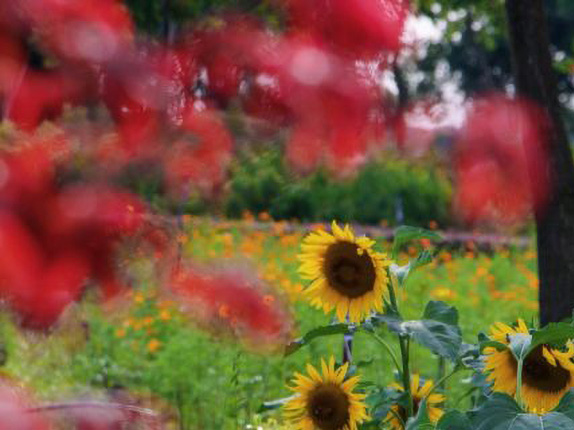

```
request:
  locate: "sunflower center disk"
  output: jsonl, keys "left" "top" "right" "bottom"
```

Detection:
{"left": 522, "top": 346, "right": 571, "bottom": 393}
{"left": 324, "top": 241, "right": 376, "bottom": 299}
{"left": 307, "top": 384, "right": 350, "bottom": 430}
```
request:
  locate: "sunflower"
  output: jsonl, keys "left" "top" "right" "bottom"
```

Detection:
{"left": 284, "top": 357, "right": 369, "bottom": 430}
{"left": 298, "top": 222, "right": 391, "bottom": 323}
{"left": 483, "top": 319, "right": 574, "bottom": 413}
{"left": 385, "top": 374, "right": 445, "bottom": 430}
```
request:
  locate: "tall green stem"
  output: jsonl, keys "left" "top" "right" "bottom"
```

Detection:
{"left": 387, "top": 269, "right": 413, "bottom": 417}
{"left": 367, "top": 331, "right": 401, "bottom": 373}
{"left": 437, "top": 356, "right": 447, "bottom": 406}
{"left": 515, "top": 359, "right": 524, "bottom": 408}
{"left": 437, "top": 357, "right": 446, "bottom": 390}
{"left": 342, "top": 331, "right": 353, "bottom": 364}
{"left": 387, "top": 270, "right": 400, "bottom": 313}
{"left": 400, "top": 335, "right": 413, "bottom": 418}
{"left": 425, "top": 366, "right": 461, "bottom": 400}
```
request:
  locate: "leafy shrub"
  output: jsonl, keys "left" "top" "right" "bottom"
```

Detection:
{"left": 224, "top": 149, "right": 453, "bottom": 227}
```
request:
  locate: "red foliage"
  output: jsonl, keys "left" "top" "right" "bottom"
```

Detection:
{"left": 101, "top": 68, "right": 162, "bottom": 156}
{"left": 164, "top": 107, "right": 233, "bottom": 195}
{"left": 285, "top": 0, "right": 409, "bottom": 57}
{"left": 454, "top": 95, "right": 550, "bottom": 225}
{"left": 6, "top": 69, "right": 92, "bottom": 131}
{"left": 170, "top": 265, "right": 293, "bottom": 350}
{"left": 67, "top": 407, "right": 125, "bottom": 430}
{"left": 0, "top": 144, "right": 153, "bottom": 329}
{"left": 245, "top": 34, "right": 381, "bottom": 173}
{"left": 0, "top": 385, "right": 51, "bottom": 430}
{"left": 22, "top": 0, "right": 134, "bottom": 64}
{"left": 0, "top": 0, "right": 412, "bottom": 178}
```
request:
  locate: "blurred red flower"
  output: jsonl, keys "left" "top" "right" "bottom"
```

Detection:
{"left": 0, "top": 144, "right": 155, "bottom": 329}
{"left": 285, "top": 0, "right": 409, "bottom": 57}
{"left": 6, "top": 68, "right": 92, "bottom": 132}
{"left": 454, "top": 95, "right": 550, "bottom": 225}
{"left": 164, "top": 107, "right": 233, "bottom": 195}
{"left": 22, "top": 0, "right": 134, "bottom": 64}
{"left": 0, "top": 385, "right": 51, "bottom": 430}
{"left": 169, "top": 264, "right": 293, "bottom": 351}
{"left": 268, "top": 37, "right": 379, "bottom": 173}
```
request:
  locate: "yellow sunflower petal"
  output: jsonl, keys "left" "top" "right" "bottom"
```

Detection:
{"left": 284, "top": 359, "right": 368, "bottom": 430}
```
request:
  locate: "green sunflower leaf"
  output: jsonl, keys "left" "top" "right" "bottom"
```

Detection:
{"left": 477, "top": 332, "right": 489, "bottom": 343}
{"left": 411, "top": 250, "right": 435, "bottom": 272}
{"left": 436, "top": 410, "right": 473, "bottom": 430}
{"left": 554, "top": 389, "right": 574, "bottom": 420}
{"left": 458, "top": 343, "right": 483, "bottom": 372}
{"left": 258, "top": 395, "right": 296, "bottom": 412}
{"left": 403, "top": 319, "right": 462, "bottom": 362}
{"left": 391, "top": 226, "right": 442, "bottom": 260}
{"left": 471, "top": 393, "right": 574, "bottom": 430}
{"left": 373, "top": 301, "right": 462, "bottom": 361}
{"left": 284, "top": 323, "right": 349, "bottom": 356}
{"left": 405, "top": 399, "right": 434, "bottom": 430}
{"left": 424, "top": 301, "right": 459, "bottom": 326}
{"left": 413, "top": 301, "right": 462, "bottom": 361}
{"left": 478, "top": 340, "right": 508, "bottom": 353}
{"left": 528, "top": 322, "right": 574, "bottom": 353}
{"left": 370, "top": 311, "right": 403, "bottom": 333}
{"left": 365, "top": 387, "right": 405, "bottom": 422}
{"left": 390, "top": 251, "right": 435, "bottom": 287}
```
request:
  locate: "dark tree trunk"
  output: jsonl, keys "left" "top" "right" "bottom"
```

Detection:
{"left": 505, "top": 0, "right": 574, "bottom": 325}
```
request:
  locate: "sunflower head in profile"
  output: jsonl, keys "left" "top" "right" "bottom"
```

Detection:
{"left": 385, "top": 374, "right": 445, "bottom": 430}
{"left": 283, "top": 357, "right": 368, "bottom": 430}
{"left": 298, "top": 222, "right": 391, "bottom": 323}
{"left": 484, "top": 319, "right": 574, "bottom": 413}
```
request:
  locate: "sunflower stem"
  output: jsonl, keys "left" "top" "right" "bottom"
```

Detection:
{"left": 387, "top": 268, "right": 401, "bottom": 315}
{"left": 367, "top": 331, "right": 401, "bottom": 373}
{"left": 437, "top": 357, "right": 446, "bottom": 392}
{"left": 342, "top": 331, "right": 354, "bottom": 365}
{"left": 424, "top": 366, "right": 461, "bottom": 400}
{"left": 399, "top": 335, "right": 413, "bottom": 418}
{"left": 515, "top": 358, "right": 524, "bottom": 409}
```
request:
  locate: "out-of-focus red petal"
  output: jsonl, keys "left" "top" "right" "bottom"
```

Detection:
{"left": 0, "top": 214, "right": 43, "bottom": 289}
{"left": 17, "top": 255, "right": 89, "bottom": 330}
{"left": 454, "top": 94, "right": 549, "bottom": 225}
{"left": 165, "top": 108, "right": 233, "bottom": 194}
{"left": 286, "top": 124, "right": 324, "bottom": 173}
{"left": 23, "top": 0, "right": 134, "bottom": 64}
{"left": 7, "top": 69, "right": 89, "bottom": 132}
{"left": 0, "top": 385, "right": 52, "bottom": 430}
{"left": 170, "top": 265, "right": 293, "bottom": 350}
{"left": 285, "top": 0, "right": 409, "bottom": 57}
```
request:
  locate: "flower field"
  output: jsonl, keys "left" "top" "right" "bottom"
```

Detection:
{"left": 1, "top": 0, "right": 574, "bottom": 428}
{"left": 2, "top": 217, "right": 540, "bottom": 429}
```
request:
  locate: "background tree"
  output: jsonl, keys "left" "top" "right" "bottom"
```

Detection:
{"left": 505, "top": 0, "right": 574, "bottom": 325}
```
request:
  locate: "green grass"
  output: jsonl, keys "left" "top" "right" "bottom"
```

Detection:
{"left": 1, "top": 218, "right": 539, "bottom": 429}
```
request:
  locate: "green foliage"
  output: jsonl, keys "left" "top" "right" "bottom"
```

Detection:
{"left": 285, "top": 323, "right": 349, "bottom": 356}
{"left": 125, "top": 0, "right": 278, "bottom": 35}
{"left": 374, "top": 301, "right": 462, "bottom": 362}
{"left": 436, "top": 410, "right": 472, "bottom": 430}
{"left": 225, "top": 149, "right": 452, "bottom": 227}
{"left": 471, "top": 393, "right": 574, "bottom": 430}
{"left": 6, "top": 221, "right": 545, "bottom": 429}
{"left": 530, "top": 322, "right": 574, "bottom": 351}
{"left": 405, "top": 399, "right": 434, "bottom": 430}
